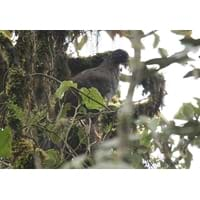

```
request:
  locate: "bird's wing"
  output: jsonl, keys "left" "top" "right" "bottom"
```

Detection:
{"left": 71, "top": 67, "right": 112, "bottom": 97}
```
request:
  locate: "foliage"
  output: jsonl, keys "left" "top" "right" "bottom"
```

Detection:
{"left": 55, "top": 81, "right": 78, "bottom": 99}
{"left": 0, "top": 30, "right": 200, "bottom": 169}
{"left": 0, "top": 127, "right": 12, "bottom": 158}
{"left": 80, "top": 87, "right": 105, "bottom": 110}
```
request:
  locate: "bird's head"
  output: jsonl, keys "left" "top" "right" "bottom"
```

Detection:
{"left": 111, "top": 49, "right": 129, "bottom": 66}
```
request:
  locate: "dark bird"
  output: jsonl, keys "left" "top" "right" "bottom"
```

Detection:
{"left": 62, "top": 49, "right": 129, "bottom": 115}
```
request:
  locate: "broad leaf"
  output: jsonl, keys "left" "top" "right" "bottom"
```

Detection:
{"left": 158, "top": 48, "right": 168, "bottom": 58}
{"left": 55, "top": 81, "right": 77, "bottom": 99}
{"left": 175, "top": 103, "right": 195, "bottom": 120}
{"left": 0, "top": 127, "right": 12, "bottom": 158}
{"left": 80, "top": 87, "right": 105, "bottom": 110}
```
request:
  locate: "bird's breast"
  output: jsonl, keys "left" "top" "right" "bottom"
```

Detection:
{"left": 105, "top": 68, "right": 120, "bottom": 100}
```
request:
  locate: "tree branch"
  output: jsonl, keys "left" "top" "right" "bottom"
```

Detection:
{"left": 117, "top": 31, "right": 144, "bottom": 161}
{"left": 145, "top": 50, "right": 193, "bottom": 70}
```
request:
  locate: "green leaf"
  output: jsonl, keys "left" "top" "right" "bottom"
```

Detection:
{"left": 158, "top": 48, "right": 168, "bottom": 58}
{"left": 153, "top": 33, "right": 160, "bottom": 48}
{"left": 55, "top": 81, "right": 77, "bottom": 99}
{"left": 0, "top": 127, "right": 12, "bottom": 158}
{"left": 175, "top": 103, "right": 195, "bottom": 120}
{"left": 80, "top": 87, "right": 105, "bottom": 110}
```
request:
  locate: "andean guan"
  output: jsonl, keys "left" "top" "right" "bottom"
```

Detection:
{"left": 60, "top": 49, "right": 129, "bottom": 116}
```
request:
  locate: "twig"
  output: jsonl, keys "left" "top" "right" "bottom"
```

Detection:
{"left": 145, "top": 50, "right": 192, "bottom": 70}
{"left": 142, "top": 30, "right": 158, "bottom": 38}
{"left": 30, "top": 73, "right": 61, "bottom": 84}
{"left": 61, "top": 104, "right": 81, "bottom": 156}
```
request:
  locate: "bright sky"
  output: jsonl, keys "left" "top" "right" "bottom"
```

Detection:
{"left": 79, "top": 30, "right": 200, "bottom": 168}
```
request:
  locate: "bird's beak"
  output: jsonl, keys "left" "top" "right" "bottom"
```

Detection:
{"left": 120, "top": 63, "right": 128, "bottom": 72}
{"left": 124, "top": 63, "right": 128, "bottom": 68}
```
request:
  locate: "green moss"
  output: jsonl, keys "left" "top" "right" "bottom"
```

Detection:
{"left": 6, "top": 67, "right": 26, "bottom": 106}
{"left": 6, "top": 67, "right": 27, "bottom": 137}
{"left": 12, "top": 138, "right": 36, "bottom": 168}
